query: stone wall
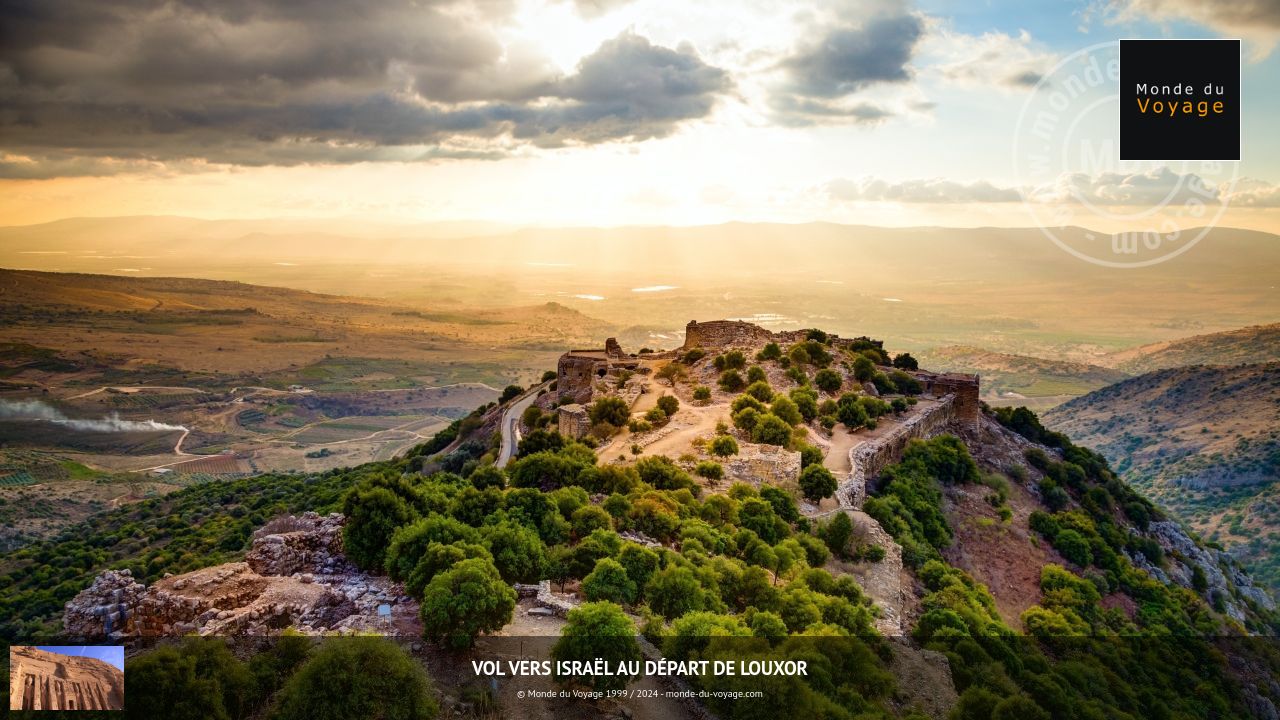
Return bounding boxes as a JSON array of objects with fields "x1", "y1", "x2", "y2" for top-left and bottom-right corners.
[
  {"x1": 557, "y1": 404, "x2": 590, "y2": 440},
  {"x1": 681, "y1": 320, "x2": 777, "y2": 350},
  {"x1": 914, "y1": 372, "x2": 980, "y2": 427},
  {"x1": 835, "y1": 397, "x2": 958, "y2": 508},
  {"x1": 722, "y1": 442, "x2": 802, "y2": 493},
  {"x1": 64, "y1": 512, "x2": 416, "y2": 638}
]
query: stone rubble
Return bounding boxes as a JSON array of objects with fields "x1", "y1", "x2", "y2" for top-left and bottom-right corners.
[{"x1": 64, "y1": 512, "x2": 417, "y2": 638}]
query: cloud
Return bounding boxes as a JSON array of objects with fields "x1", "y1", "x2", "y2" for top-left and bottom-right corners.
[
  {"x1": 0, "y1": 2, "x2": 730, "y2": 177},
  {"x1": 1026, "y1": 167, "x2": 1223, "y2": 206},
  {"x1": 1092, "y1": 0, "x2": 1280, "y2": 56},
  {"x1": 826, "y1": 177, "x2": 1021, "y2": 203},
  {"x1": 1222, "y1": 177, "x2": 1280, "y2": 207},
  {"x1": 822, "y1": 167, "x2": 1280, "y2": 209},
  {"x1": 924, "y1": 28, "x2": 1058, "y2": 90},
  {"x1": 781, "y1": 14, "x2": 924, "y2": 97},
  {"x1": 771, "y1": 5, "x2": 924, "y2": 124}
]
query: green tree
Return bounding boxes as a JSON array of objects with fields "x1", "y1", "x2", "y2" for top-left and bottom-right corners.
[
  {"x1": 718, "y1": 369, "x2": 746, "y2": 392},
  {"x1": 468, "y1": 464, "x2": 506, "y2": 490},
  {"x1": 647, "y1": 565, "x2": 711, "y2": 619},
  {"x1": 342, "y1": 486, "x2": 417, "y2": 573},
  {"x1": 269, "y1": 638, "x2": 439, "y2": 720},
  {"x1": 589, "y1": 397, "x2": 631, "y2": 427},
  {"x1": 571, "y1": 504, "x2": 613, "y2": 538},
  {"x1": 500, "y1": 385, "x2": 524, "y2": 403},
  {"x1": 821, "y1": 512, "x2": 854, "y2": 557},
  {"x1": 582, "y1": 557, "x2": 638, "y2": 604},
  {"x1": 406, "y1": 542, "x2": 493, "y2": 599},
  {"x1": 710, "y1": 434, "x2": 739, "y2": 457},
  {"x1": 695, "y1": 460, "x2": 724, "y2": 481},
  {"x1": 853, "y1": 356, "x2": 875, "y2": 382},
  {"x1": 752, "y1": 413, "x2": 793, "y2": 446},
  {"x1": 1052, "y1": 529, "x2": 1093, "y2": 567},
  {"x1": 552, "y1": 602, "x2": 642, "y2": 692},
  {"x1": 483, "y1": 521, "x2": 547, "y2": 582},
  {"x1": 385, "y1": 514, "x2": 481, "y2": 581},
  {"x1": 656, "y1": 394, "x2": 680, "y2": 416},
  {"x1": 635, "y1": 455, "x2": 695, "y2": 491},
  {"x1": 892, "y1": 353, "x2": 919, "y2": 370},
  {"x1": 745, "y1": 380, "x2": 775, "y2": 402},
  {"x1": 770, "y1": 395, "x2": 803, "y2": 426},
  {"x1": 814, "y1": 369, "x2": 843, "y2": 394},
  {"x1": 419, "y1": 558, "x2": 516, "y2": 649},
  {"x1": 799, "y1": 464, "x2": 838, "y2": 502},
  {"x1": 128, "y1": 639, "x2": 257, "y2": 720}
]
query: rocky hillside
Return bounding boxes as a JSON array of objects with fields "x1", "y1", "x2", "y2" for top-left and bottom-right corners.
[
  {"x1": 1045, "y1": 363, "x2": 1280, "y2": 593},
  {"x1": 1104, "y1": 322, "x2": 1280, "y2": 374}
]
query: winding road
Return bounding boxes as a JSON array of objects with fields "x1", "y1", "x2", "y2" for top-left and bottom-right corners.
[{"x1": 496, "y1": 382, "x2": 550, "y2": 468}]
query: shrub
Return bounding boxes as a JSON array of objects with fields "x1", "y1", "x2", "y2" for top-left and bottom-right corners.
[
  {"x1": 751, "y1": 413, "x2": 793, "y2": 446},
  {"x1": 747, "y1": 365, "x2": 768, "y2": 384},
  {"x1": 129, "y1": 639, "x2": 257, "y2": 720},
  {"x1": 745, "y1": 380, "x2": 775, "y2": 402},
  {"x1": 1053, "y1": 529, "x2": 1093, "y2": 567},
  {"x1": 644, "y1": 407, "x2": 668, "y2": 424},
  {"x1": 589, "y1": 397, "x2": 631, "y2": 427},
  {"x1": 770, "y1": 395, "x2": 803, "y2": 426},
  {"x1": 419, "y1": 558, "x2": 516, "y2": 649},
  {"x1": 718, "y1": 370, "x2": 745, "y2": 392},
  {"x1": 552, "y1": 602, "x2": 642, "y2": 692},
  {"x1": 821, "y1": 512, "x2": 853, "y2": 557},
  {"x1": 710, "y1": 435, "x2": 739, "y2": 457},
  {"x1": 799, "y1": 464, "x2": 838, "y2": 502},
  {"x1": 695, "y1": 461, "x2": 724, "y2": 481},
  {"x1": 635, "y1": 455, "x2": 696, "y2": 491},
  {"x1": 405, "y1": 542, "x2": 492, "y2": 599},
  {"x1": 693, "y1": 385, "x2": 711, "y2": 401},
  {"x1": 758, "y1": 342, "x2": 783, "y2": 361},
  {"x1": 582, "y1": 558, "x2": 637, "y2": 604},
  {"x1": 483, "y1": 522, "x2": 547, "y2": 583},
  {"x1": 656, "y1": 395, "x2": 680, "y2": 416},
  {"x1": 342, "y1": 487, "x2": 417, "y2": 573},
  {"x1": 647, "y1": 566, "x2": 712, "y2": 619},
  {"x1": 270, "y1": 638, "x2": 438, "y2": 720},
  {"x1": 814, "y1": 369, "x2": 843, "y2": 393},
  {"x1": 892, "y1": 353, "x2": 918, "y2": 371}
]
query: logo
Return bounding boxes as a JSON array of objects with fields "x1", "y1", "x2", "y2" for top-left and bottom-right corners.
[
  {"x1": 1013, "y1": 42, "x2": 1240, "y2": 269},
  {"x1": 1120, "y1": 39, "x2": 1240, "y2": 161}
]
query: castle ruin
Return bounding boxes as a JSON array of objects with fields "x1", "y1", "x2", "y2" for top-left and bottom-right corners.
[{"x1": 556, "y1": 337, "x2": 640, "y2": 404}]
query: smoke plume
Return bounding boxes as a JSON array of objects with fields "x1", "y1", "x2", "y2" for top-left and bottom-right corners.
[{"x1": 0, "y1": 400, "x2": 188, "y2": 433}]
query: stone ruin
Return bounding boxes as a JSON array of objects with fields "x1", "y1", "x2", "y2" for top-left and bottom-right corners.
[
  {"x1": 556, "y1": 403, "x2": 591, "y2": 440},
  {"x1": 556, "y1": 336, "x2": 643, "y2": 404},
  {"x1": 10, "y1": 645, "x2": 124, "y2": 711},
  {"x1": 64, "y1": 512, "x2": 417, "y2": 638},
  {"x1": 677, "y1": 319, "x2": 980, "y2": 426}
]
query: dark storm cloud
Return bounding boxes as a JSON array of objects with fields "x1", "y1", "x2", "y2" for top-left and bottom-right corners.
[
  {"x1": 0, "y1": 1, "x2": 730, "y2": 177},
  {"x1": 772, "y1": 9, "x2": 923, "y2": 124}
]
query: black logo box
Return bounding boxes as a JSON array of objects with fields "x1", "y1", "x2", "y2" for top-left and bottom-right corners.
[{"x1": 1120, "y1": 39, "x2": 1241, "y2": 161}]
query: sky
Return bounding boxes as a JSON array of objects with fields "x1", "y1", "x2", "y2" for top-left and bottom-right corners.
[
  {"x1": 2, "y1": 0, "x2": 1280, "y2": 232},
  {"x1": 33, "y1": 645, "x2": 125, "y2": 671}
]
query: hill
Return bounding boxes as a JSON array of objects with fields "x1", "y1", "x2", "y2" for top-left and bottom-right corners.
[
  {"x1": 917, "y1": 346, "x2": 1130, "y2": 410},
  {"x1": 1103, "y1": 323, "x2": 1280, "y2": 374},
  {"x1": 1, "y1": 319, "x2": 1276, "y2": 720},
  {"x1": 1045, "y1": 363, "x2": 1280, "y2": 593},
  {"x1": 3, "y1": 218, "x2": 1279, "y2": 361}
]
